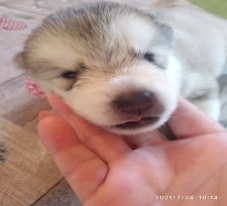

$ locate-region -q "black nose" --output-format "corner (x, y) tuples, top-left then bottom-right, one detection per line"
(114, 91), (153, 114)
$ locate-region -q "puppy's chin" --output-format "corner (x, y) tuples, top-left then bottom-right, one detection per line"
(106, 122), (161, 135)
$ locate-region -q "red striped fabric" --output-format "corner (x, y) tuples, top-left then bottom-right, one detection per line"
(0, 17), (27, 30)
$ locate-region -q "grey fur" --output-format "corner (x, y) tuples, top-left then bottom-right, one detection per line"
(218, 74), (227, 127)
(20, 2), (172, 78)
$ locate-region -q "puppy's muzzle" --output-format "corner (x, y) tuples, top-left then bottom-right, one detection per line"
(112, 90), (163, 129)
(114, 91), (153, 115)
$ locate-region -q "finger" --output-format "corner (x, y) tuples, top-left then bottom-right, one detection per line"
(38, 115), (108, 203)
(168, 97), (225, 139)
(47, 92), (131, 163)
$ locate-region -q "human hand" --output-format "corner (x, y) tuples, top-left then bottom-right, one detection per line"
(38, 93), (227, 206)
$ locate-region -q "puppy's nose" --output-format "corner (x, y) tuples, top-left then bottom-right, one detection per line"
(114, 91), (153, 114)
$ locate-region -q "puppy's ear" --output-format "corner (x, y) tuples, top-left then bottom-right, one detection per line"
(13, 51), (27, 70)
(155, 21), (176, 47)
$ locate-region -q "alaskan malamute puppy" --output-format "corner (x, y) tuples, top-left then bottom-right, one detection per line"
(15, 2), (227, 135)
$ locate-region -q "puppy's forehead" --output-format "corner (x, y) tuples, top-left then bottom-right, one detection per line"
(25, 3), (159, 70)
(109, 14), (158, 51)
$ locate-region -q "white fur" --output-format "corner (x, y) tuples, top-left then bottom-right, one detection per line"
(110, 15), (158, 52)
(191, 99), (221, 121)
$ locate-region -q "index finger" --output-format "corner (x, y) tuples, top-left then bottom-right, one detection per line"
(168, 97), (225, 139)
(47, 92), (131, 163)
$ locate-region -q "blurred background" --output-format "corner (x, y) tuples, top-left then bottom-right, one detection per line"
(191, 0), (227, 18)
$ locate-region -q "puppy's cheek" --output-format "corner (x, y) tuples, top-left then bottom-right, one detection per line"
(59, 88), (114, 126)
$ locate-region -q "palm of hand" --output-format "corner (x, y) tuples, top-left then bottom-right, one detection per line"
(38, 94), (227, 206)
(85, 134), (226, 206)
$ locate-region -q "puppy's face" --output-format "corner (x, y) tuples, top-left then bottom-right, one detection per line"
(17, 2), (180, 135)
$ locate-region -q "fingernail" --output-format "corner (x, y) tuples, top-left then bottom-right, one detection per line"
(38, 110), (53, 120)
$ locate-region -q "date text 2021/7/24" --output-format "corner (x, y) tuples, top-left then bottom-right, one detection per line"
(155, 196), (218, 200)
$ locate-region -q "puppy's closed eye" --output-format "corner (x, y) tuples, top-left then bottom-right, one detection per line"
(61, 71), (78, 79)
(144, 53), (155, 63)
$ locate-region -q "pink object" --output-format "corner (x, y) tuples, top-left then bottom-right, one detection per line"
(26, 77), (47, 99)
(0, 17), (27, 30)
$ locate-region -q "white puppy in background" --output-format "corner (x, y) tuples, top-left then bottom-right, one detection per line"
(14, 1), (227, 135)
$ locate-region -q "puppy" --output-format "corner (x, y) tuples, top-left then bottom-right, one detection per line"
(15, 2), (227, 135)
